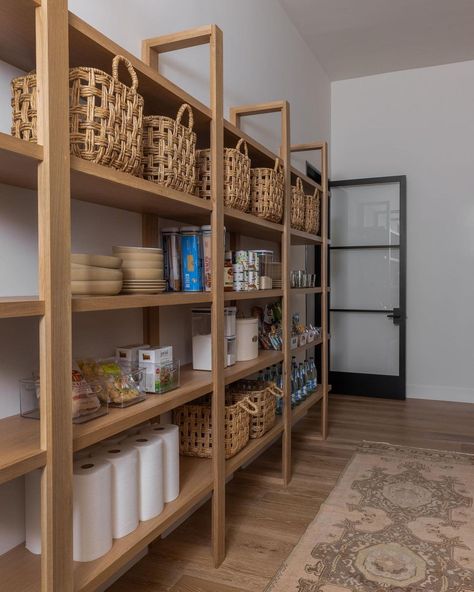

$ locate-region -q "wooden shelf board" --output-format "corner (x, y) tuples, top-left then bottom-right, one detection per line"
(0, 544), (40, 592)
(224, 207), (283, 242)
(0, 415), (44, 486)
(0, 0), (38, 71)
(290, 228), (322, 246)
(0, 133), (42, 191)
(74, 456), (212, 592)
(0, 297), (44, 319)
(72, 292), (212, 313)
(290, 287), (323, 295)
(226, 418), (283, 475)
(225, 350), (283, 385)
(70, 157), (212, 221)
(224, 289), (283, 301)
(291, 337), (323, 355)
(292, 386), (325, 424)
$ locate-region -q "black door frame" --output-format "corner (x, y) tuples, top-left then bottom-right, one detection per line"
(328, 175), (407, 399)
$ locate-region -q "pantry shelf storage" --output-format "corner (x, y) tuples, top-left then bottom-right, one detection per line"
(0, 5), (330, 591)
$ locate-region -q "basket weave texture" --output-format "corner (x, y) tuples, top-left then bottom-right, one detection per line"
(305, 188), (320, 235)
(142, 103), (196, 193)
(11, 55), (144, 175)
(248, 158), (285, 223)
(173, 394), (258, 459)
(229, 381), (282, 439)
(196, 138), (250, 210)
(291, 177), (306, 230)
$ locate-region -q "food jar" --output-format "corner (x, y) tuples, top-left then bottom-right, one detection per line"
(252, 250), (273, 290)
(236, 317), (259, 361)
(180, 226), (202, 291)
(224, 306), (237, 337)
(192, 308), (212, 370)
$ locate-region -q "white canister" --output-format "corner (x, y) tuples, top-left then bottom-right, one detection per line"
(224, 306), (237, 337)
(236, 317), (259, 361)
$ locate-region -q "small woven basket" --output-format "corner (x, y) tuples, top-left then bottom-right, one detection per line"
(248, 157), (285, 223)
(196, 138), (250, 210)
(291, 177), (306, 230)
(11, 55), (144, 175)
(305, 188), (321, 235)
(173, 394), (258, 459)
(141, 103), (196, 193)
(229, 381), (282, 439)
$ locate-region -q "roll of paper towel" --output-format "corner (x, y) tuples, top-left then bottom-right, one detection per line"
(25, 468), (42, 555)
(100, 433), (128, 447)
(144, 424), (180, 502)
(126, 434), (164, 521)
(73, 458), (113, 562)
(100, 445), (139, 538)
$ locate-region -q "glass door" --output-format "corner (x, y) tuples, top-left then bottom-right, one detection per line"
(329, 176), (406, 399)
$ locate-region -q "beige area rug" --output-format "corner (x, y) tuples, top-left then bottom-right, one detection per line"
(266, 442), (474, 592)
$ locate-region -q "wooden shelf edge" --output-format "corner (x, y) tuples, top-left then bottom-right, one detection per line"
(0, 297), (45, 319)
(72, 292), (212, 312)
(290, 166), (322, 191)
(0, 133), (43, 161)
(292, 386), (325, 425)
(290, 337), (323, 355)
(290, 287), (323, 295)
(224, 289), (283, 301)
(224, 351), (284, 385)
(224, 207), (283, 242)
(290, 228), (323, 246)
(0, 449), (46, 487)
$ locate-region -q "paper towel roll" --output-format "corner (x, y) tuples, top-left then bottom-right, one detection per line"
(25, 469), (42, 555)
(125, 434), (164, 521)
(100, 433), (128, 447)
(100, 445), (139, 538)
(73, 458), (113, 562)
(144, 424), (180, 502)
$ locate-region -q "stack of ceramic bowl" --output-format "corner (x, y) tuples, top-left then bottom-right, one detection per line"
(112, 246), (165, 294)
(71, 254), (123, 295)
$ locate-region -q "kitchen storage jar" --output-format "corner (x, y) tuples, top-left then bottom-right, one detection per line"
(173, 394), (258, 459)
(248, 157), (285, 223)
(252, 250), (273, 290)
(192, 308), (212, 370)
(305, 187), (320, 235)
(11, 55), (144, 175)
(224, 306), (237, 337)
(196, 138), (250, 211)
(229, 381), (282, 438)
(236, 317), (259, 361)
(141, 103), (196, 193)
(290, 177), (306, 230)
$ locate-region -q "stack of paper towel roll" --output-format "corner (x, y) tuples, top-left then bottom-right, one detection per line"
(25, 423), (180, 561)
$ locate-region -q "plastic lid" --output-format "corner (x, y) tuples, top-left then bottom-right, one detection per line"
(200, 225), (212, 232)
(162, 227), (180, 233)
(224, 306), (237, 313)
(181, 226), (200, 232)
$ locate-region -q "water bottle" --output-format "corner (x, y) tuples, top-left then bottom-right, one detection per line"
(310, 357), (318, 389)
(299, 363), (308, 400)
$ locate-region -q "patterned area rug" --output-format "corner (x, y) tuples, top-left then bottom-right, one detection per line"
(266, 442), (474, 592)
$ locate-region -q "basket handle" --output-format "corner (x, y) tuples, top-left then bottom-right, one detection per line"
(112, 55), (139, 92)
(312, 187), (319, 199)
(274, 157), (283, 172)
(295, 177), (303, 192)
(235, 138), (249, 158)
(267, 384), (284, 399)
(176, 103), (194, 131)
(237, 397), (259, 416)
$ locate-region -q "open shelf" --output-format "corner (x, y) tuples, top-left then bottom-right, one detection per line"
(0, 297), (45, 319)
(0, 544), (40, 592)
(0, 415), (45, 486)
(290, 287), (323, 295)
(291, 336), (323, 355)
(224, 289), (283, 301)
(0, 133), (42, 191)
(292, 385), (324, 424)
(290, 228), (322, 246)
(0, 0), (38, 72)
(72, 292), (212, 313)
(225, 350), (283, 384)
(290, 167), (322, 192)
(224, 207), (283, 242)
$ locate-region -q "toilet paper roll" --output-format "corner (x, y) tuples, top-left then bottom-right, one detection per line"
(100, 445), (139, 538)
(25, 469), (42, 555)
(73, 458), (113, 562)
(144, 424), (180, 502)
(125, 434), (164, 521)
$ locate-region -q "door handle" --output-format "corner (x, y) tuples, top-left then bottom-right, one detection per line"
(386, 307), (401, 325)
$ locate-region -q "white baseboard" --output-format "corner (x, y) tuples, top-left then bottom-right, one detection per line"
(407, 384), (474, 403)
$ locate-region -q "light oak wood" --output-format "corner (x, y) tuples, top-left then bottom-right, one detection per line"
(224, 289), (283, 301)
(171, 575), (246, 592)
(35, 1), (73, 590)
(290, 167), (322, 192)
(72, 292), (212, 313)
(292, 385), (324, 424)
(290, 228), (323, 246)
(291, 336), (323, 355)
(290, 142), (326, 153)
(142, 214), (162, 345)
(320, 143), (329, 440)
(0, 0), (38, 71)
(0, 132), (43, 190)
(0, 415), (45, 486)
(0, 296), (45, 318)
(290, 287), (323, 295)
(229, 100), (290, 126)
(224, 206), (283, 243)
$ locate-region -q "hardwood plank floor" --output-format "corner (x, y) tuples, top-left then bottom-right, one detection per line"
(107, 395), (474, 592)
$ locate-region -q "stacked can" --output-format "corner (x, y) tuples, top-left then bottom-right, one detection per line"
(233, 250), (260, 291)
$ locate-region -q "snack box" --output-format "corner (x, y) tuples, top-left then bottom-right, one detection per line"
(116, 344), (150, 369)
(139, 346), (173, 366)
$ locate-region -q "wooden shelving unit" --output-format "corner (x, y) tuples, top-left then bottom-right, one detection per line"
(0, 3), (330, 590)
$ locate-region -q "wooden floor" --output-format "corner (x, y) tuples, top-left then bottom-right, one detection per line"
(108, 394), (474, 592)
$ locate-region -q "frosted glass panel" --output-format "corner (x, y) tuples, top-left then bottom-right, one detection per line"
(331, 248), (399, 310)
(331, 183), (400, 246)
(330, 312), (399, 375)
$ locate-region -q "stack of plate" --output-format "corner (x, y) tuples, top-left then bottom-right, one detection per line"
(71, 254), (123, 295)
(112, 246), (165, 294)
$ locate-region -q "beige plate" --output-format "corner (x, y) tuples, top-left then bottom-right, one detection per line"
(72, 253), (122, 269)
(121, 289), (166, 294)
(119, 252), (163, 261)
(113, 246), (163, 254)
(72, 280), (123, 295)
(72, 266), (123, 281)
(122, 283), (166, 287)
(122, 268), (163, 280)
(121, 261), (163, 270)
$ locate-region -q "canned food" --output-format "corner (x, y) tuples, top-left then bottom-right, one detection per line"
(235, 250), (249, 269)
(233, 272), (246, 282)
(247, 270), (259, 290)
(233, 279), (248, 292)
(247, 250), (258, 272)
(181, 226), (202, 292)
(232, 263), (244, 274)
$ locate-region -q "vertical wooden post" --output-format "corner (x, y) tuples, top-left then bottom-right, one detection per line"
(142, 214), (161, 345)
(35, 0), (73, 590)
(320, 143), (329, 439)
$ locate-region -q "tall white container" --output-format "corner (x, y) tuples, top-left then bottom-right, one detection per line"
(236, 317), (259, 361)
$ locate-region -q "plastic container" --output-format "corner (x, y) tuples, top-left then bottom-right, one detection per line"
(236, 317), (259, 362)
(192, 308), (212, 370)
(162, 227), (181, 292)
(226, 336), (236, 367)
(140, 360), (180, 394)
(252, 250), (273, 290)
(180, 226), (202, 291)
(224, 306), (237, 337)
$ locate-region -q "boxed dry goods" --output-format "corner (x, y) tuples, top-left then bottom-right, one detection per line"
(115, 344), (150, 370)
(138, 347), (180, 394)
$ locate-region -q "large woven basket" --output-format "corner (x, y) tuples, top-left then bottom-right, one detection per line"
(142, 103), (196, 193)
(196, 138), (250, 211)
(173, 394), (258, 459)
(248, 158), (285, 223)
(305, 187), (320, 235)
(229, 381), (282, 439)
(291, 177), (306, 230)
(11, 55), (144, 175)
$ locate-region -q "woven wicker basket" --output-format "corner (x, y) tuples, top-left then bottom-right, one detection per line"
(229, 381), (282, 439)
(248, 158), (285, 223)
(11, 55), (144, 175)
(291, 177), (306, 230)
(142, 103), (196, 193)
(305, 188), (320, 235)
(173, 394), (258, 459)
(196, 138), (250, 210)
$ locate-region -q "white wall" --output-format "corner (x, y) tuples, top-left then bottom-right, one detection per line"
(331, 60), (474, 402)
(0, 0), (330, 554)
